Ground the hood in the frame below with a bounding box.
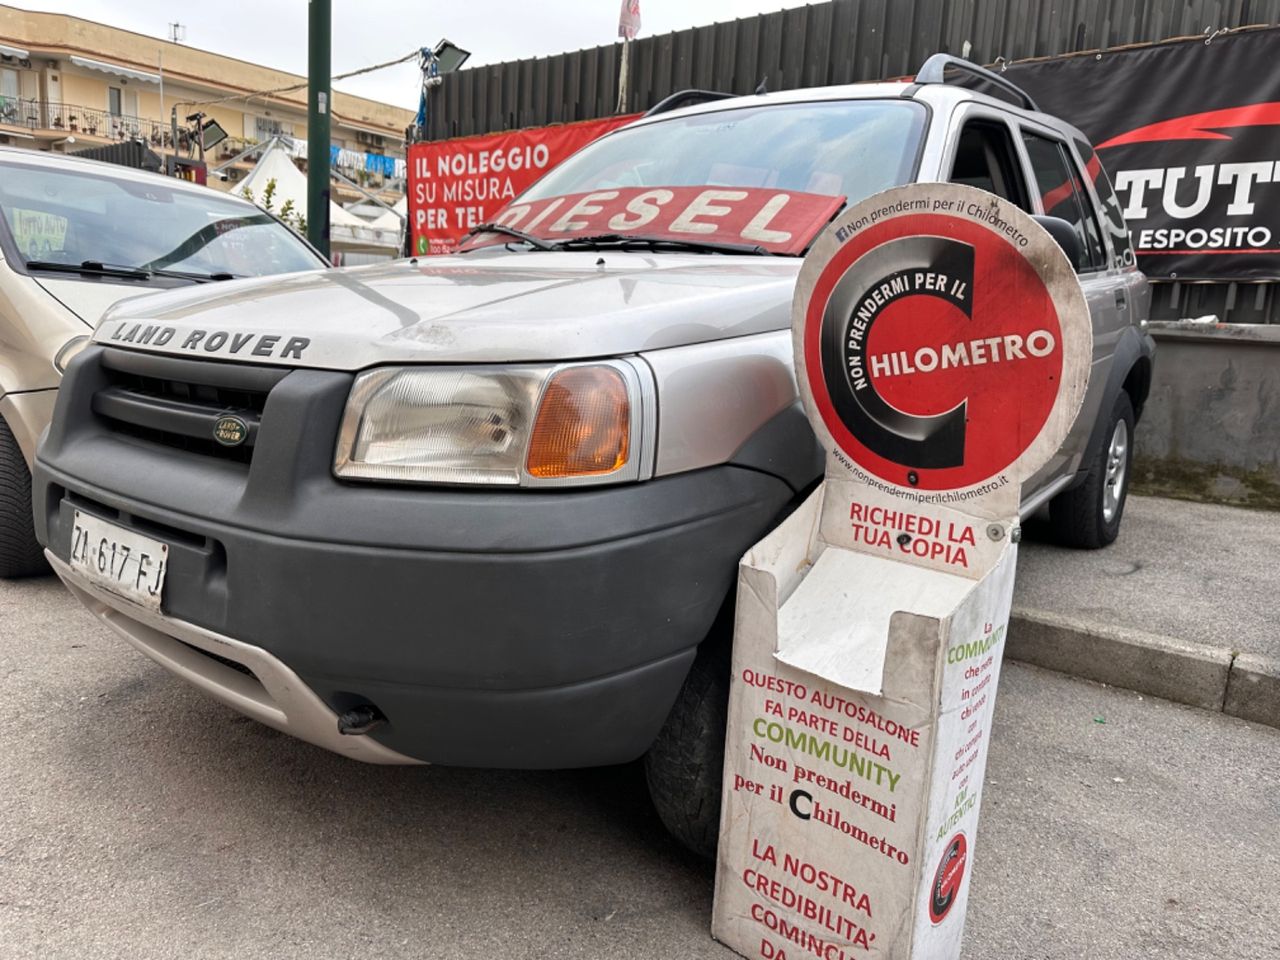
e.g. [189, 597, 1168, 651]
[36, 276, 168, 327]
[94, 250, 802, 369]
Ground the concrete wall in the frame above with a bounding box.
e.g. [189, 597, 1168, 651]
[1136, 324, 1280, 484]
[57, 70, 102, 112]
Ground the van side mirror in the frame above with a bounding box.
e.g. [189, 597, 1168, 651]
[1031, 215, 1083, 270]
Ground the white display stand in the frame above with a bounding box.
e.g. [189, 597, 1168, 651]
[713, 184, 1093, 959]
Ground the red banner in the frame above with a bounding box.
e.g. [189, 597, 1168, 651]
[408, 115, 640, 256]
[463, 187, 847, 256]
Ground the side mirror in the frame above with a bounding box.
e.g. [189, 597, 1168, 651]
[1031, 214, 1083, 270]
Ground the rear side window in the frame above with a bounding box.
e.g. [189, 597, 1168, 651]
[1021, 133, 1106, 271]
[1075, 138, 1136, 267]
[949, 120, 1029, 209]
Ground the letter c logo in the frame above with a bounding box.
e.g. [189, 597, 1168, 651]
[820, 235, 975, 469]
[789, 788, 812, 820]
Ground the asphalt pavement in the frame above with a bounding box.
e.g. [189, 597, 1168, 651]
[1012, 495, 1280, 727]
[1017, 495, 1278, 662]
[2, 575, 1278, 959]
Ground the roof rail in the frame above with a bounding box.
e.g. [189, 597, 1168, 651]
[912, 53, 1039, 112]
[645, 89, 737, 117]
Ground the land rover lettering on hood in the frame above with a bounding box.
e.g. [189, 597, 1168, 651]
[103, 322, 312, 360]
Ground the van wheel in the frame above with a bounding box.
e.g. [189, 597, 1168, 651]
[644, 636, 730, 860]
[0, 418, 48, 578]
[1049, 392, 1135, 550]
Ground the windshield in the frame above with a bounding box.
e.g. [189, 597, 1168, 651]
[462, 99, 928, 256]
[522, 99, 927, 205]
[0, 162, 322, 278]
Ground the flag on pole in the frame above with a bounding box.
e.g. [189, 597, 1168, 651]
[618, 0, 642, 40]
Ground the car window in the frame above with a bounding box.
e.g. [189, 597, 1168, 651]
[1074, 138, 1136, 268]
[948, 119, 1030, 209]
[0, 162, 322, 278]
[1021, 133, 1106, 271]
[521, 100, 927, 207]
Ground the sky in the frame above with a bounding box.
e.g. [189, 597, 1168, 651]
[15, 1, 809, 111]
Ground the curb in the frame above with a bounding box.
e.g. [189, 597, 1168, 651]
[1224, 653, 1280, 728]
[1007, 608, 1280, 730]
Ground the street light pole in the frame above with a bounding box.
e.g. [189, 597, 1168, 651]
[307, 0, 331, 259]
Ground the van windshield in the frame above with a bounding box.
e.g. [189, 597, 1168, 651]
[0, 162, 323, 280]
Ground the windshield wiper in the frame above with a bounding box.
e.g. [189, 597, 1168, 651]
[25, 259, 152, 280]
[460, 225, 773, 256]
[25, 260, 234, 283]
[148, 268, 238, 282]
[460, 222, 557, 251]
[551, 234, 773, 256]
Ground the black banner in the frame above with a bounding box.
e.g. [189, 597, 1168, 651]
[1006, 28, 1280, 281]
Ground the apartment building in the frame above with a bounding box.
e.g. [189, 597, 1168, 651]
[0, 4, 414, 202]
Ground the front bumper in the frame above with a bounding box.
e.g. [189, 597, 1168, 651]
[35, 347, 795, 767]
[48, 551, 418, 764]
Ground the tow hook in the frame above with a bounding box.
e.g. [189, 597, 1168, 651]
[337, 704, 387, 736]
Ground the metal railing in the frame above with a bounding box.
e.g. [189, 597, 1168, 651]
[0, 98, 407, 197]
[208, 136, 259, 162]
[47, 102, 172, 145]
[0, 95, 41, 128]
[0, 98, 184, 149]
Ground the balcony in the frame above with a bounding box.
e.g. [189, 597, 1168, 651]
[209, 136, 259, 163]
[0, 98, 194, 151]
[0, 98, 405, 201]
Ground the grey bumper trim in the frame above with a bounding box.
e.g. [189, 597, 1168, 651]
[48, 551, 421, 766]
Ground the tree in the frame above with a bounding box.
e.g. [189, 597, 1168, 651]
[241, 177, 308, 237]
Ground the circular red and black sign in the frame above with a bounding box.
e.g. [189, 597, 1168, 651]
[795, 185, 1090, 492]
[928, 832, 969, 925]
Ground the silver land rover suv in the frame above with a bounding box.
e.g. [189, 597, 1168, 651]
[34, 57, 1153, 856]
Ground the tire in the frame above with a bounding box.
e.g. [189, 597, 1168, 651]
[644, 631, 731, 860]
[1048, 391, 1135, 550]
[0, 417, 48, 579]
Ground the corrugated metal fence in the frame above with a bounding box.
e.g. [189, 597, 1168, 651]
[429, 0, 1280, 139]
[427, 0, 1280, 321]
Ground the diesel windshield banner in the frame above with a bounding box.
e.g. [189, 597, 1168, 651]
[1007, 28, 1280, 280]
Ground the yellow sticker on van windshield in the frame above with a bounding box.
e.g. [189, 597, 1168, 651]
[9, 208, 68, 258]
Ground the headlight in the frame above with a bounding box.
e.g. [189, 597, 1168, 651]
[54, 335, 91, 374]
[334, 360, 653, 486]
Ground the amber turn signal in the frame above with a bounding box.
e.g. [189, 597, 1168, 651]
[526, 366, 630, 478]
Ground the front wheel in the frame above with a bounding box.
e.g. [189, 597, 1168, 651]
[1048, 392, 1135, 549]
[644, 635, 730, 859]
[0, 417, 48, 578]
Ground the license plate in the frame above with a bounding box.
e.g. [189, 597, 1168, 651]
[69, 510, 169, 611]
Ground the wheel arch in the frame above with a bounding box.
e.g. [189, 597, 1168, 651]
[1075, 328, 1150, 484]
[1122, 352, 1153, 422]
[0, 389, 59, 470]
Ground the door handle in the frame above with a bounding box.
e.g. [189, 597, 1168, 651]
[1115, 289, 1128, 310]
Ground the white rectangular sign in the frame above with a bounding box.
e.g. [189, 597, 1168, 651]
[712, 490, 1015, 959]
[70, 510, 169, 611]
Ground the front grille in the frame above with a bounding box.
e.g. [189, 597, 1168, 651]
[108, 370, 271, 416]
[94, 348, 290, 464]
[106, 417, 256, 463]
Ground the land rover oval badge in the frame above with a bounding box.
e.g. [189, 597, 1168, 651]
[213, 415, 249, 447]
